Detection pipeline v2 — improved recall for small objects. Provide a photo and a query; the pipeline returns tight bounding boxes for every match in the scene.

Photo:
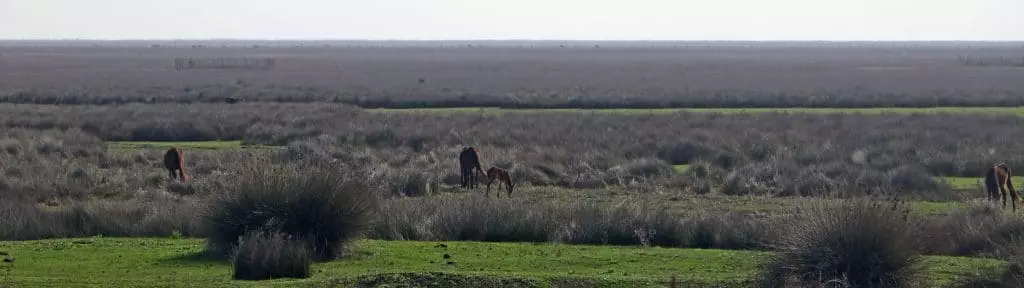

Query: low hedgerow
[231,231,313,281]
[371,194,774,250]
[203,165,375,261]
[0,195,204,241]
[915,200,1024,258]
[758,198,924,288]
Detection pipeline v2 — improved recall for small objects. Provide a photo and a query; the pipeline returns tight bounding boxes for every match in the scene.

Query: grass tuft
[203,165,375,261]
[230,231,313,281]
[759,198,925,288]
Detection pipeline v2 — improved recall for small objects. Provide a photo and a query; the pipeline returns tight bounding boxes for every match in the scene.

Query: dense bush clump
[203,166,375,261]
[231,231,313,281]
[759,199,924,288]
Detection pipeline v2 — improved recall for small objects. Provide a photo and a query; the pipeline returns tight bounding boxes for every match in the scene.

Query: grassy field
[943,176,1024,191]
[0,238,1003,288]
[510,186,969,216]
[371,106,1024,116]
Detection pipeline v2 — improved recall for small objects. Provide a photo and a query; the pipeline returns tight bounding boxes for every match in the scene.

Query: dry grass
[8,103,1020,199]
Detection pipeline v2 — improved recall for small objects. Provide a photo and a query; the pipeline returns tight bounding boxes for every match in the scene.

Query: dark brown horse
[486,166,515,198]
[985,163,1020,212]
[163,148,189,182]
[459,147,485,189]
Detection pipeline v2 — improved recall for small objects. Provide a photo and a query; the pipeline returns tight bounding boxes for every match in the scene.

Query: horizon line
[1,38,1023,43]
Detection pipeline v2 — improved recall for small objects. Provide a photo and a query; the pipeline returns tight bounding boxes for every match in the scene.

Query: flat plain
[3,41,1024,287]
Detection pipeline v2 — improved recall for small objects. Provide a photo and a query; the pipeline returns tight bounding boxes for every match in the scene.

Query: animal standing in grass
[459,147,485,189]
[486,166,515,197]
[163,147,189,182]
[984,163,1020,212]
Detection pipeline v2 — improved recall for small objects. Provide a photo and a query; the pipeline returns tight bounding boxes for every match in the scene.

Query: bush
[203,166,375,261]
[915,201,1024,257]
[231,231,312,280]
[759,198,924,288]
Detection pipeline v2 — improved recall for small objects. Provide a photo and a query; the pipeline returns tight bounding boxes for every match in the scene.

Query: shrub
[203,165,375,261]
[915,201,1024,257]
[759,198,924,288]
[231,231,312,280]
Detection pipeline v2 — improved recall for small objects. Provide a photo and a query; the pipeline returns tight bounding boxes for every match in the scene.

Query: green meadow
[0,238,1002,288]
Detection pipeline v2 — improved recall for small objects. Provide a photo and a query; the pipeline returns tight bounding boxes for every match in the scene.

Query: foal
[163,147,189,182]
[985,163,1020,212]
[485,167,515,198]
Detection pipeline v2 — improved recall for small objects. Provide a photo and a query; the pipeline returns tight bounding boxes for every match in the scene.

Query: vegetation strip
[0,238,1003,287]
[106,141,279,150]
[370,106,1024,115]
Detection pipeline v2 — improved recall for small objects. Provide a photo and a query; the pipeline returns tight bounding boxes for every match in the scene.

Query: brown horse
[985,163,1020,212]
[485,167,515,198]
[459,147,485,189]
[163,147,189,182]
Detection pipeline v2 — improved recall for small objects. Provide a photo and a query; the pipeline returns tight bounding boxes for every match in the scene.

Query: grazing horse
[485,167,515,198]
[985,163,1020,212]
[163,148,189,182]
[459,147,485,189]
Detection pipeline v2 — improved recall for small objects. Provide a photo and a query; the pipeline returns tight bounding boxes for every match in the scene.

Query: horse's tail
[177,149,189,181]
[469,147,485,177]
[475,158,485,177]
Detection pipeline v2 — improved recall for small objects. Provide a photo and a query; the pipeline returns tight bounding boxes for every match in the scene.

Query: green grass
[106,141,278,151]
[941,176,1024,191]
[0,238,1004,287]
[510,186,971,216]
[672,164,690,173]
[371,106,1024,116]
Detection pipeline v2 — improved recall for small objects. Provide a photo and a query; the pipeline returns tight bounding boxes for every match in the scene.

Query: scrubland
[3,42,1024,287]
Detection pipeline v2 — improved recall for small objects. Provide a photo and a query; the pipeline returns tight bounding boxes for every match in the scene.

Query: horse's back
[459,147,479,162]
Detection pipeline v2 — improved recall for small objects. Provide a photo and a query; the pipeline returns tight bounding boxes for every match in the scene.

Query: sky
[1,0,1022,41]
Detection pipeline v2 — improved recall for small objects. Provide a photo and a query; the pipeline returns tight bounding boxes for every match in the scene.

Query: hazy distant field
[2,41,1024,108]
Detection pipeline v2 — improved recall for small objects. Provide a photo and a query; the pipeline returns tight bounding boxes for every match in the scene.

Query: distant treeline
[174,57,276,70]
[957,55,1024,67]
[4,85,1024,109]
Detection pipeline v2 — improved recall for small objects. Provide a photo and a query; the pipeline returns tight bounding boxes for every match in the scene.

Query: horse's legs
[1002,184,1008,209]
[486,179,493,197]
[470,169,477,189]
[460,167,468,188]
[1007,189,1015,212]
[505,179,513,198]
[168,168,177,181]
[1006,175,1019,213]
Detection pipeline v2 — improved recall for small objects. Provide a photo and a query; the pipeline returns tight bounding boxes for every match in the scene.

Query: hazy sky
[1,0,1021,40]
